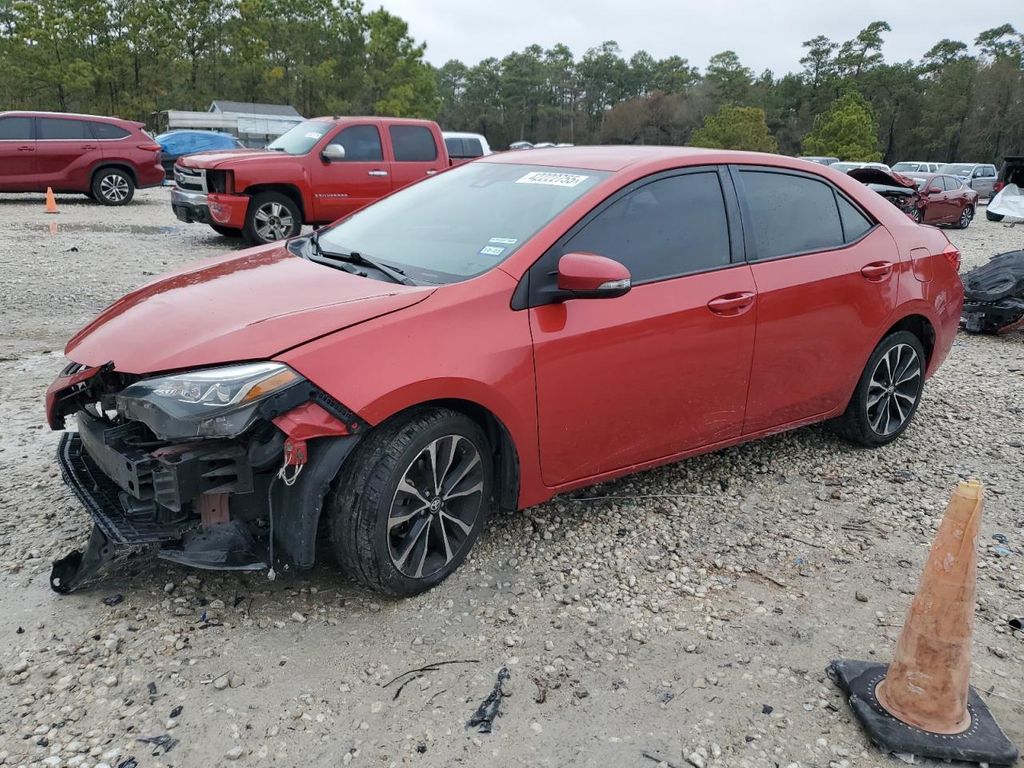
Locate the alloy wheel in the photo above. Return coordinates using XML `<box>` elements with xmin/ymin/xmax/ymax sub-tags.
<box><xmin>866</xmin><ymin>343</ymin><xmax>922</xmax><ymax>436</ymax></box>
<box><xmin>99</xmin><ymin>174</ymin><xmax>130</xmax><ymax>202</ymax></box>
<box><xmin>253</xmin><ymin>202</ymin><xmax>294</xmax><ymax>241</ymax></box>
<box><xmin>387</xmin><ymin>434</ymin><xmax>484</xmax><ymax>579</ymax></box>
<box><xmin>960</xmin><ymin>206</ymin><xmax>973</xmax><ymax>227</ymax></box>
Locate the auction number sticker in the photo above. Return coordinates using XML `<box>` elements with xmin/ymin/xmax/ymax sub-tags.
<box><xmin>516</xmin><ymin>171</ymin><xmax>589</xmax><ymax>187</ymax></box>
<box><xmin>479</xmin><ymin>245</ymin><xmax>506</xmax><ymax>257</ymax></box>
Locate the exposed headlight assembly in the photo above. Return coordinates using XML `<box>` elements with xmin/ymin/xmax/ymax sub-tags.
<box><xmin>117</xmin><ymin>362</ymin><xmax>304</xmax><ymax>440</ymax></box>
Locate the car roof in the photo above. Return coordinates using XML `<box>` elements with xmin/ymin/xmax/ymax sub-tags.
<box><xmin>0</xmin><ymin>110</ymin><xmax>136</xmax><ymax>125</ymax></box>
<box><xmin>309</xmin><ymin>116</ymin><xmax>438</xmax><ymax>128</ymax></box>
<box><xmin>480</xmin><ymin>145</ymin><xmax>815</xmax><ymax>173</ymax></box>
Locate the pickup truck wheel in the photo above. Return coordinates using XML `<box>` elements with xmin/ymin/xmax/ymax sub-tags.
<box><xmin>243</xmin><ymin>192</ymin><xmax>301</xmax><ymax>245</ymax></box>
<box><xmin>830</xmin><ymin>331</ymin><xmax>925</xmax><ymax>448</ymax></box>
<box><xmin>210</xmin><ymin>224</ymin><xmax>242</xmax><ymax>238</ymax></box>
<box><xmin>92</xmin><ymin>168</ymin><xmax>135</xmax><ymax>205</ymax></box>
<box><xmin>327</xmin><ymin>408</ymin><xmax>493</xmax><ymax>596</ymax></box>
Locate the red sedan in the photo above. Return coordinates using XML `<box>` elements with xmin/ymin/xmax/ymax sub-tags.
<box><xmin>46</xmin><ymin>148</ymin><xmax>963</xmax><ymax>596</ymax></box>
<box><xmin>906</xmin><ymin>172</ymin><xmax>979</xmax><ymax>228</ymax></box>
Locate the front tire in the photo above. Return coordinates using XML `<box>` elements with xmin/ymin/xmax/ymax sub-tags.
<box><xmin>327</xmin><ymin>408</ymin><xmax>493</xmax><ymax>596</ymax></box>
<box><xmin>831</xmin><ymin>331</ymin><xmax>926</xmax><ymax>447</ymax></box>
<box><xmin>243</xmin><ymin>191</ymin><xmax>301</xmax><ymax>245</ymax></box>
<box><xmin>91</xmin><ymin>168</ymin><xmax>135</xmax><ymax>205</ymax></box>
<box><xmin>986</xmin><ymin>209</ymin><xmax>1004</xmax><ymax>222</ymax></box>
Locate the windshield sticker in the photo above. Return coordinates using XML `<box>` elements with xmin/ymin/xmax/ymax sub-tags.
<box><xmin>488</xmin><ymin>237</ymin><xmax>518</xmax><ymax>245</ymax></box>
<box><xmin>479</xmin><ymin>245</ymin><xmax>506</xmax><ymax>257</ymax></box>
<box><xmin>515</xmin><ymin>171</ymin><xmax>590</xmax><ymax>188</ymax></box>
<box><xmin>303</xmin><ymin>132</ymin><xmax>324</xmax><ymax>139</ymax></box>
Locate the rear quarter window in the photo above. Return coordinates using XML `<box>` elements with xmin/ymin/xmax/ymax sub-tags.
<box><xmin>390</xmin><ymin>125</ymin><xmax>438</xmax><ymax>162</ymax></box>
<box><xmin>739</xmin><ymin>170</ymin><xmax>845</xmax><ymax>259</ymax></box>
<box><xmin>90</xmin><ymin>122</ymin><xmax>130</xmax><ymax>140</ymax></box>
<box><xmin>835</xmin><ymin>195</ymin><xmax>873</xmax><ymax>242</ymax></box>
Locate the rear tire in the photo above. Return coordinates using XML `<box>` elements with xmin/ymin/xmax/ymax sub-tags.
<box><xmin>956</xmin><ymin>205</ymin><xmax>974</xmax><ymax>229</ymax></box>
<box><xmin>243</xmin><ymin>191</ymin><xmax>301</xmax><ymax>245</ymax></box>
<box><xmin>327</xmin><ymin>408</ymin><xmax>493</xmax><ymax>596</ymax></box>
<box><xmin>91</xmin><ymin>168</ymin><xmax>135</xmax><ymax>205</ymax></box>
<box><xmin>210</xmin><ymin>224</ymin><xmax>242</xmax><ymax>238</ymax></box>
<box><xmin>831</xmin><ymin>331</ymin><xmax>926</xmax><ymax>447</ymax></box>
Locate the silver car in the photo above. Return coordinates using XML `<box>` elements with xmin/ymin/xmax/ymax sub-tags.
<box><xmin>937</xmin><ymin>163</ymin><xmax>999</xmax><ymax>199</ymax></box>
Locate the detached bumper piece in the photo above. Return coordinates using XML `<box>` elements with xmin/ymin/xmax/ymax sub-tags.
<box><xmin>960</xmin><ymin>249</ymin><xmax>1024</xmax><ymax>334</ymax></box>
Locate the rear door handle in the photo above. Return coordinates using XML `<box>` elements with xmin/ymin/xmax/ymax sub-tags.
<box><xmin>368</xmin><ymin>170</ymin><xmax>388</xmax><ymax>177</ymax></box>
<box><xmin>707</xmin><ymin>291</ymin><xmax>755</xmax><ymax>315</ymax></box>
<box><xmin>860</xmin><ymin>261</ymin><xmax>894</xmax><ymax>280</ymax></box>
<box><xmin>17</xmin><ymin>145</ymin><xmax>34</xmax><ymax>152</ymax></box>
<box><xmin>426</xmin><ymin>169</ymin><xmax>438</xmax><ymax>175</ymax></box>
<box><xmin>81</xmin><ymin>144</ymin><xmax>98</xmax><ymax>150</ymax></box>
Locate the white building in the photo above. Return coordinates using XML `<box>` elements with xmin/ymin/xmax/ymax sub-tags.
<box><xmin>161</xmin><ymin>101</ymin><xmax>304</xmax><ymax>147</ymax></box>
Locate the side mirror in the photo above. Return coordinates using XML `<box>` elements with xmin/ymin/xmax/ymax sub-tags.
<box><xmin>556</xmin><ymin>252</ymin><xmax>631</xmax><ymax>300</ymax></box>
<box><xmin>927</xmin><ymin>186</ymin><xmax>942</xmax><ymax>195</ymax></box>
<box><xmin>321</xmin><ymin>144</ymin><xmax>345</xmax><ymax>163</ymax></box>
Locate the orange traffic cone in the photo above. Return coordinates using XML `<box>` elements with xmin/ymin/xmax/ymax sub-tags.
<box><xmin>829</xmin><ymin>481</ymin><xmax>1018</xmax><ymax>765</ymax></box>
<box><xmin>45</xmin><ymin>187</ymin><xmax>59</xmax><ymax>214</ymax></box>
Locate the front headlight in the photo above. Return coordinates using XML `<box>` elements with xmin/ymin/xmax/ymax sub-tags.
<box><xmin>117</xmin><ymin>362</ymin><xmax>304</xmax><ymax>440</ymax></box>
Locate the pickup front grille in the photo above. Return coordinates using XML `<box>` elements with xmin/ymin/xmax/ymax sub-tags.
<box><xmin>174</xmin><ymin>165</ymin><xmax>206</xmax><ymax>192</ymax></box>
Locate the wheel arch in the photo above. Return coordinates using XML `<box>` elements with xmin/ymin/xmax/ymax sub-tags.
<box><xmin>244</xmin><ymin>183</ymin><xmax>306</xmax><ymax>220</ymax></box>
<box><xmin>370</xmin><ymin>397</ymin><xmax>521</xmax><ymax>514</ymax></box>
<box><xmin>883</xmin><ymin>313</ymin><xmax>936</xmax><ymax>366</ymax></box>
<box><xmin>91</xmin><ymin>162</ymin><xmax>138</xmax><ymax>187</ymax></box>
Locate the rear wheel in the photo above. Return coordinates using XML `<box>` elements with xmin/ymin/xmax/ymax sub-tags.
<box><xmin>91</xmin><ymin>168</ymin><xmax>135</xmax><ymax>206</ymax></box>
<box><xmin>209</xmin><ymin>224</ymin><xmax>242</xmax><ymax>238</ymax></box>
<box><xmin>831</xmin><ymin>331</ymin><xmax>926</xmax><ymax>447</ymax></box>
<box><xmin>956</xmin><ymin>205</ymin><xmax>974</xmax><ymax>229</ymax></box>
<box><xmin>243</xmin><ymin>191</ymin><xmax>301</xmax><ymax>245</ymax></box>
<box><xmin>327</xmin><ymin>408</ymin><xmax>493</xmax><ymax>596</ymax></box>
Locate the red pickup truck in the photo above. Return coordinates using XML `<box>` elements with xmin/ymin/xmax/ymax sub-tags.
<box><xmin>171</xmin><ymin>117</ymin><xmax>449</xmax><ymax>244</ymax></box>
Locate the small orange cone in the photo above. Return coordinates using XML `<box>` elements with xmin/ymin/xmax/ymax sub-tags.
<box><xmin>45</xmin><ymin>187</ymin><xmax>59</xmax><ymax>214</ymax></box>
<box><xmin>829</xmin><ymin>481</ymin><xmax>1018</xmax><ymax>765</ymax></box>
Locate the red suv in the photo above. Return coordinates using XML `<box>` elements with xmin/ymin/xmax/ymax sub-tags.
<box><xmin>0</xmin><ymin>111</ymin><xmax>164</xmax><ymax>205</ymax></box>
<box><xmin>46</xmin><ymin>148</ymin><xmax>963</xmax><ymax>596</ymax></box>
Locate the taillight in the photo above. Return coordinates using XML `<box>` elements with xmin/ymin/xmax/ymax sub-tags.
<box><xmin>137</xmin><ymin>143</ymin><xmax>162</xmax><ymax>152</ymax></box>
<box><xmin>942</xmin><ymin>244</ymin><xmax>961</xmax><ymax>272</ymax></box>
<box><xmin>993</xmin><ymin>181</ymin><xmax>1005</xmax><ymax>194</ymax></box>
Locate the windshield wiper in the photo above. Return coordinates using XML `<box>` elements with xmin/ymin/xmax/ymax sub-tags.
<box><xmin>316</xmin><ymin>242</ymin><xmax>418</xmax><ymax>286</ymax></box>
<box><xmin>303</xmin><ymin>232</ymin><xmax>366</xmax><ymax>277</ymax></box>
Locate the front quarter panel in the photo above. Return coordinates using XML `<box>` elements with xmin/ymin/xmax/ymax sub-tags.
<box><xmin>275</xmin><ymin>268</ymin><xmax>544</xmax><ymax>505</ymax></box>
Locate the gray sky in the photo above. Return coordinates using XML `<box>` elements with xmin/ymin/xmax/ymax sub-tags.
<box><xmin>375</xmin><ymin>0</ymin><xmax>1021</xmax><ymax>74</ymax></box>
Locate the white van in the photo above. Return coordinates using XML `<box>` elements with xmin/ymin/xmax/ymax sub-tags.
<box><xmin>442</xmin><ymin>131</ymin><xmax>492</xmax><ymax>165</ymax></box>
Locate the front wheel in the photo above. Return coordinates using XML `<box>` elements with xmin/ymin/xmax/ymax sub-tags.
<box><xmin>243</xmin><ymin>191</ymin><xmax>302</xmax><ymax>245</ymax></box>
<box><xmin>327</xmin><ymin>408</ymin><xmax>493</xmax><ymax>596</ymax></box>
<box><xmin>986</xmin><ymin>209</ymin><xmax>1004</xmax><ymax>222</ymax></box>
<box><xmin>911</xmin><ymin>207</ymin><xmax>924</xmax><ymax>224</ymax></box>
<box><xmin>956</xmin><ymin>205</ymin><xmax>974</xmax><ymax>229</ymax></box>
<box><xmin>831</xmin><ymin>331</ymin><xmax>926</xmax><ymax>447</ymax></box>
<box><xmin>92</xmin><ymin>168</ymin><xmax>135</xmax><ymax>205</ymax></box>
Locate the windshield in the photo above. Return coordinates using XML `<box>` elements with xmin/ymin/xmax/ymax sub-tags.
<box><xmin>267</xmin><ymin>120</ymin><xmax>332</xmax><ymax>155</ymax></box>
<box><xmin>938</xmin><ymin>164</ymin><xmax>973</xmax><ymax>176</ymax></box>
<box><xmin>316</xmin><ymin>162</ymin><xmax>609</xmax><ymax>284</ymax></box>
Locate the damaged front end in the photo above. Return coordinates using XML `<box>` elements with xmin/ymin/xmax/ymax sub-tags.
<box><xmin>46</xmin><ymin>361</ymin><xmax>365</xmax><ymax>593</ymax></box>
<box><xmin>848</xmin><ymin>168</ymin><xmax>922</xmax><ymax>219</ymax></box>
<box><xmin>961</xmin><ymin>249</ymin><xmax>1024</xmax><ymax>334</ymax></box>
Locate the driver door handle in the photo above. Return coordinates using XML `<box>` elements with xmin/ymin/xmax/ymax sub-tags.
<box><xmin>426</xmin><ymin>169</ymin><xmax>438</xmax><ymax>175</ymax></box>
<box><xmin>17</xmin><ymin>145</ymin><xmax>34</xmax><ymax>152</ymax></box>
<box><xmin>707</xmin><ymin>291</ymin><xmax>755</xmax><ymax>315</ymax></box>
<box><xmin>368</xmin><ymin>169</ymin><xmax>388</xmax><ymax>177</ymax></box>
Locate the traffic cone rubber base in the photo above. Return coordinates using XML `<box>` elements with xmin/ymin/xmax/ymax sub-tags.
<box><xmin>829</xmin><ymin>660</ymin><xmax>1019</xmax><ymax>765</ymax></box>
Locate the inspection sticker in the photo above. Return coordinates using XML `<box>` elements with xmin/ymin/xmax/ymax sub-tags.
<box><xmin>488</xmin><ymin>237</ymin><xmax>518</xmax><ymax>245</ymax></box>
<box><xmin>479</xmin><ymin>245</ymin><xmax>506</xmax><ymax>257</ymax></box>
<box><xmin>515</xmin><ymin>171</ymin><xmax>589</xmax><ymax>187</ymax></box>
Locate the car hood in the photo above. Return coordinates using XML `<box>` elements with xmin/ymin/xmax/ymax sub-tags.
<box><xmin>849</xmin><ymin>167</ymin><xmax>918</xmax><ymax>189</ymax></box>
<box><xmin>66</xmin><ymin>243</ymin><xmax>435</xmax><ymax>374</ymax></box>
<box><xmin>177</xmin><ymin>149</ymin><xmax>298</xmax><ymax>169</ymax></box>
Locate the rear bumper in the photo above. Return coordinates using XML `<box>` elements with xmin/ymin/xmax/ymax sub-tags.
<box><xmin>137</xmin><ymin>163</ymin><xmax>168</xmax><ymax>189</ymax></box>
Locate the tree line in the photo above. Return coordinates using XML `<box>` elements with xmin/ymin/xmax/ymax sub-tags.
<box><xmin>1</xmin><ymin>2</ymin><xmax>1021</xmax><ymax>163</ymax></box>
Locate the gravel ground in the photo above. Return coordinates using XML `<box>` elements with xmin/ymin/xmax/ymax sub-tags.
<box><xmin>0</xmin><ymin>189</ymin><xmax>1022</xmax><ymax>768</ymax></box>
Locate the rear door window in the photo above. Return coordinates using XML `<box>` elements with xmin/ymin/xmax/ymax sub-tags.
<box><xmin>90</xmin><ymin>122</ymin><xmax>130</xmax><ymax>140</ymax></box>
<box><xmin>39</xmin><ymin>118</ymin><xmax>93</xmax><ymax>140</ymax></box>
<box><xmin>564</xmin><ymin>171</ymin><xmax>732</xmax><ymax>283</ymax></box>
<box><xmin>329</xmin><ymin>125</ymin><xmax>383</xmax><ymax>162</ymax></box>
<box><xmin>739</xmin><ymin>170</ymin><xmax>844</xmax><ymax>259</ymax></box>
<box><xmin>390</xmin><ymin>125</ymin><xmax>438</xmax><ymax>162</ymax></box>
<box><xmin>0</xmin><ymin>116</ymin><xmax>33</xmax><ymax>140</ymax></box>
